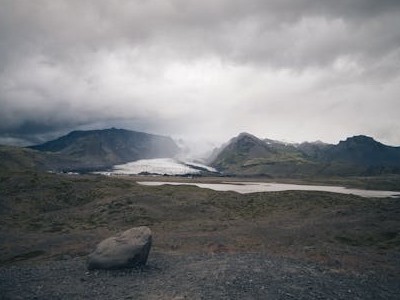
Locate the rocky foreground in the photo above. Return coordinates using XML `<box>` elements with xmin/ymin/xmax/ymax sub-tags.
<box><xmin>1</xmin><ymin>252</ymin><xmax>399</xmax><ymax>300</ymax></box>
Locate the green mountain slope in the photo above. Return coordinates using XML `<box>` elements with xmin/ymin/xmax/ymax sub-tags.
<box><xmin>211</xmin><ymin>133</ymin><xmax>316</xmax><ymax>176</ymax></box>
<box><xmin>211</xmin><ymin>133</ymin><xmax>400</xmax><ymax>177</ymax></box>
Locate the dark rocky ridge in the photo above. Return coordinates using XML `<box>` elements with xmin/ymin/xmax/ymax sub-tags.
<box><xmin>27</xmin><ymin>128</ymin><xmax>180</xmax><ymax>171</ymax></box>
<box><xmin>0</xmin><ymin>145</ymin><xmax>83</xmax><ymax>172</ymax></box>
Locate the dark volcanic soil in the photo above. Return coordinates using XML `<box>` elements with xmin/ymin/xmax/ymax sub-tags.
<box><xmin>1</xmin><ymin>252</ymin><xmax>399</xmax><ymax>300</ymax></box>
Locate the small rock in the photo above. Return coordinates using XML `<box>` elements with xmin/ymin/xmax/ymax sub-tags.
<box><xmin>87</xmin><ymin>226</ymin><xmax>152</xmax><ymax>270</ymax></box>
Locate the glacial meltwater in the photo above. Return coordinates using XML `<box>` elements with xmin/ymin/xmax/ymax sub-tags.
<box><xmin>137</xmin><ymin>181</ymin><xmax>400</xmax><ymax>198</ymax></box>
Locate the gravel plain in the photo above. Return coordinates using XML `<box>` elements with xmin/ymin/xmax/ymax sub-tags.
<box><xmin>1</xmin><ymin>252</ymin><xmax>399</xmax><ymax>300</ymax></box>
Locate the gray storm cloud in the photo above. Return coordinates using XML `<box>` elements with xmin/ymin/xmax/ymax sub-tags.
<box><xmin>0</xmin><ymin>0</ymin><xmax>400</xmax><ymax>147</ymax></box>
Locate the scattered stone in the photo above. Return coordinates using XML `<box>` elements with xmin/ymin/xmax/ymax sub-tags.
<box><xmin>87</xmin><ymin>226</ymin><xmax>152</xmax><ymax>270</ymax></box>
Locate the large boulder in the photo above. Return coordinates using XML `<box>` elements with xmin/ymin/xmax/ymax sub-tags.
<box><xmin>87</xmin><ymin>226</ymin><xmax>152</xmax><ymax>270</ymax></box>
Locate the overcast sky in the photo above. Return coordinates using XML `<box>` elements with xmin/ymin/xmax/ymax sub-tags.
<box><xmin>1</xmin><ymin>0</ymin><xmax>400</xmax><ymax>152</ymax></box>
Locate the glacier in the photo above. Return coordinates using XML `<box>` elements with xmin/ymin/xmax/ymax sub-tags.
<box><xmin>97</xmin><ymin>158</ymin><xmax>217</xmax><ymax>176</ymax></box>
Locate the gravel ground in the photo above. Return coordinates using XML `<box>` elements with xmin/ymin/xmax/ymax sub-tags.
<box><xmin>1</xmin><ymin>252</ymin><xmax>399</xmax><ymax>300</ymax></box>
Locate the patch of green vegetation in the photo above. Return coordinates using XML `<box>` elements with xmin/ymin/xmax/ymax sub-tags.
<box><xmin>204</xmin><ymin>190</ymin><xmax>364</xmax><ymax>220</ymax></box>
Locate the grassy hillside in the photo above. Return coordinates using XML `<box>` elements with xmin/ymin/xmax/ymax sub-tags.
<box><xmin>212</xmin><ymin>133</ymin><xmax>315</xmax><ymax>177</ymax></box>
<box><xmin>213</xmin><ymin>137</ymin><xmax>322</xmax><ymax>177</ymax></box>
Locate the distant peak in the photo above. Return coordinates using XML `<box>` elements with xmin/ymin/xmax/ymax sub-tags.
<box><xmin>67</xmin><ymin>128</ymin><xmax>141</xmax><ymax>137</ymax></box>
<box><xmin>343</xmin><ymin>135</ymin><xmax>377</xmax><ymax>144</ymax></box>
<box><xmin>238</xmin><ymin>132</ymin><xmax>255</xmax><ymax>138</ymax></box>
<box><xmin>236</xmin><ymin>132</ymin><xmax>261</xmax><ymax>141</ymax></box>
<box><xmin>232</xmin><ymin>132</ymin><xmax>265</xmax><ymax>144</ymax></box>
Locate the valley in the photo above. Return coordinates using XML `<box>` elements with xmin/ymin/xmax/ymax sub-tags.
<box><xmin>1</xmin><ymin>129</ymin><xmax>400</xmax><ymax>299</ymax></box>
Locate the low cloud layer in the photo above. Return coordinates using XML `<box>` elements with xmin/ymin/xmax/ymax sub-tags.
<box><xmin>1</xmin><ymin>0</ymin><xmax>400</xmax><ymax>149</ymax></box>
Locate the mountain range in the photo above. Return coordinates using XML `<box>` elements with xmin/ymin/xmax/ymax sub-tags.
<box><xmin>1</xmin><ymin>128</ymin><xmax>400</xmax><ymax>177</ymax></box>
<box><xmin>211</xmin><ymin>133</ymin><xmax>400</xmax><ymax>177</ymax></box>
